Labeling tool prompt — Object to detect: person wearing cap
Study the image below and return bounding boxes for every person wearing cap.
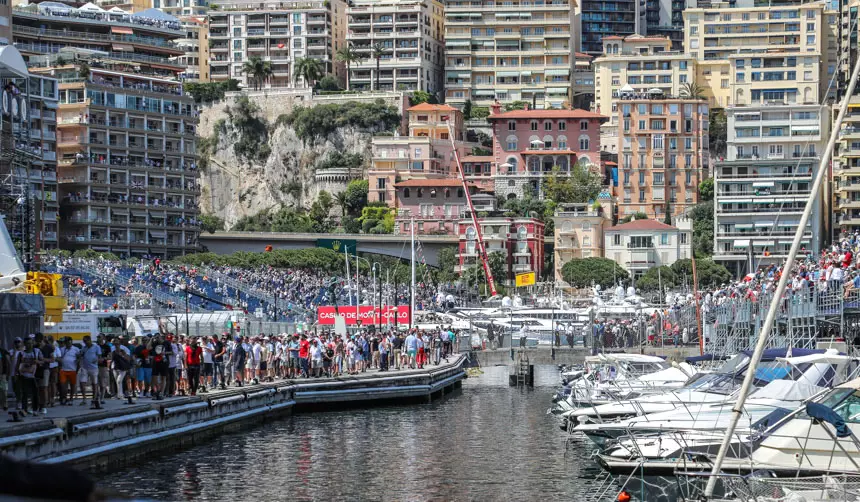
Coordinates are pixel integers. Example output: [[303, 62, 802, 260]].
[[212, 335, 226, 390], [111, 336, 132, 399], [230, 336, 246, 387]]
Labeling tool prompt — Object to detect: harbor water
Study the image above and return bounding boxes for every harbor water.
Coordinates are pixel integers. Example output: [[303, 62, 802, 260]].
[[96, 366, 613, 501]]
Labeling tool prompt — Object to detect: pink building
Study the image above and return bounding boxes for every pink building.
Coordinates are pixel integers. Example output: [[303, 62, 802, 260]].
[[487, 102, 607, 200], [394, 178, 482, 235], [368, 103, 472, 204]]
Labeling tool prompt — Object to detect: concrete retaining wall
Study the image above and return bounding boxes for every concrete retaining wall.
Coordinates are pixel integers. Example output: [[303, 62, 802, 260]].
[[0, 356, 466, 469]]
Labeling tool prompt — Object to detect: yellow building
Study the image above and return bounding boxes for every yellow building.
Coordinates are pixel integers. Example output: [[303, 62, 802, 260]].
[[177, 16, 210, 82], [592, 34, 696, 118], [683, 2, 829, 108], [552, 202, 611, 282]]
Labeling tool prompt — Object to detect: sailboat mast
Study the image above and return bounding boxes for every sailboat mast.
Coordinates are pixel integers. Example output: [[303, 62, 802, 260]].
[[703, 43, 860, 499], [411, 217, 416, 328]]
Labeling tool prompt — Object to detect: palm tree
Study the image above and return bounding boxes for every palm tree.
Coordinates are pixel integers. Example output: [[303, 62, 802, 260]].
[[257, 60, 273, 89], [336, 44, 364, 91], [334, 191, 348, 220], [241, 56, 266, 90], [679, 81, 705, 100], [293, 57, 324, 88], [370, 42, 386, 92]]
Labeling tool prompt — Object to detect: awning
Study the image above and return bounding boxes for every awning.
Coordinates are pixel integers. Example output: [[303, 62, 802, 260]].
[[733, 240, 750, 248], [495, 12, 528, 18], [548, 87, 569, 94], [752, 181, 774, 188], [112, 43, 134, 52], [520, 71, 532, 77], [753, 240, 776, 247], [149, 231, 166, 238], [792, 126, 819, 132], [754, 221, 774, 228], [446, 40, 470, 46], [719, 199, 753, 204], [473, 90, 495, 96], [482, 41, 494, 47], [111, 26, 133, 35], [734, 224, 754, 229], [496, 40, 520, 46], [43, 101, 58, 109], [446, 71, 470, 78], [545, 69, 570, 76], [497, 71, 519, 77]]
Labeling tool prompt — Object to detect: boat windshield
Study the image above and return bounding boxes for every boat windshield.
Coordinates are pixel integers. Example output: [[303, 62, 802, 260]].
[[794, 388, 860, 424], [685, 373, 739, 395], [623, 361, 671, 374]]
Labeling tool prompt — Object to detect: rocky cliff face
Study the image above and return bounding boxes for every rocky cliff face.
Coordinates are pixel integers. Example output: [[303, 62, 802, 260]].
[[197, 98, 376, 229]]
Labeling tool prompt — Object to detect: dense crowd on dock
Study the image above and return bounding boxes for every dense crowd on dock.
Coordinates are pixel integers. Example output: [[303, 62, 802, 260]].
[[0, 327, 460, 418]]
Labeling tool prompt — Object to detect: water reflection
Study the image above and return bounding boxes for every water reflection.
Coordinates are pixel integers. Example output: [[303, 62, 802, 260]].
[[99, 366, 608, 501]]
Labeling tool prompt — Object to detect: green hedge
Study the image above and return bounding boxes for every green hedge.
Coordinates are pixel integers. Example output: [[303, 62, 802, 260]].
[[173, 248, 345, 272]]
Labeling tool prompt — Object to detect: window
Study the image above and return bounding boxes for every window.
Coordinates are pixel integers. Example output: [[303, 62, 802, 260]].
[[544, 135, 553, 149], [506, 135, 517, 151], [652, 134, 664, 149], [403, 187, 410, 198], [638, 120, 646, 130], [638, 104, 647, 115], [613, 234, 621, 246], [530, 121, 538, 131], [685, 137, 693, 149], [661, 233, 669, 245], [559, 121, 566, 131], [557, 135, 567, 149], [579, 135, 589, 150], [544, 121, 552, 131], [807, 34, 815, 45], [580, 121, 588, 131], [651, 104, 663, 115], [680, 233, 688, 244], [508, 120, 516, 131]]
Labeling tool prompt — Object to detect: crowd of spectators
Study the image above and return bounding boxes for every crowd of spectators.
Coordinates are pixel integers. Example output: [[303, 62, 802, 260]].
[[0, 327, 461, 417]]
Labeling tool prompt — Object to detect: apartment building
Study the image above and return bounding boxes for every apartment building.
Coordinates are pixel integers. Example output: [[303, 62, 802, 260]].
[[577, 0, 643, 56], [592, 34, 696, 118], [604, 217, 692, 277], [456, 217, 545, 284], [176, 16, 210, 82], [552, 202, 611, 282], [615, 96, 708, 220], [646, 0, 684, 49], [443, 0, 576, 110], [393, 179, 484, 235], [487, 102, 605, 200], [209, 0, 347, 88], [346, 0, 444, 96], [712, 105, 827, 274], [0, 48, 60, 263], [834, 100, 860, 234], [683, 2, 829, 108], [369, 103, 471, 205], [14, 4, 200, 258], [154, 0, 208, 16]]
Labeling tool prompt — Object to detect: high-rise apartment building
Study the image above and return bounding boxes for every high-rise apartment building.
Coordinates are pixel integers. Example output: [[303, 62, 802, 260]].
[[346, 0, 444, 96], [615, 96, 708, 220], [443, 0, 575, 110], [0, 47, 59, 264], [683, 2, 829, 108], [14, 4, 200, 258], [592, 35, 696, 117], [578, 0, 643, 56], [209, 0, 347, 88], [645, 0, 684, 49], [834, 101, 860, 234], [176, 16, 210, 82], [713, 105, 828, 275]]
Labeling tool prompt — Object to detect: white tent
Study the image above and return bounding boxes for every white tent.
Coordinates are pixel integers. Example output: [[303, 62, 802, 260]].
[[620, 84, 634, 93], [108, 6, 128, 13], [37, 1, 72, 11], [0, 46, 29, 79], [78, 2, 105, 11]]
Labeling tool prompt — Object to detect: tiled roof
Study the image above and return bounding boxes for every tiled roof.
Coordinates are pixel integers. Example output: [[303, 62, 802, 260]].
[[407, 103, 459, 112], [461, 155, 493, 162], [394, 179, 474, 187], [488, 109, 607, 120]]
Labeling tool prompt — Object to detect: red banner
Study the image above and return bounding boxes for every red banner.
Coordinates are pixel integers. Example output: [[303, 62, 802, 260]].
[[316, 306, 411, 326]]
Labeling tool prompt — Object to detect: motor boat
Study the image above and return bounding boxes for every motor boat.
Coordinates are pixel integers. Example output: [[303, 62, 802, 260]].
[[568, 348, 833, 424], [575, 351, 851, 448], [552, 354, 695, 415], [593, 353, 859, 476]]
